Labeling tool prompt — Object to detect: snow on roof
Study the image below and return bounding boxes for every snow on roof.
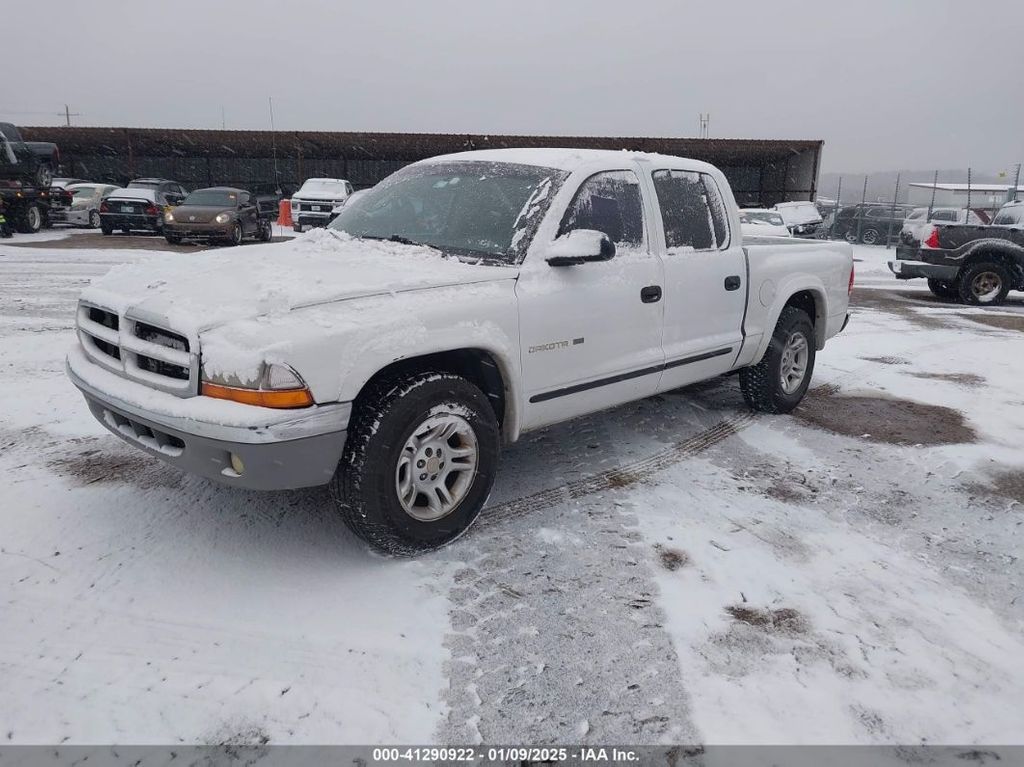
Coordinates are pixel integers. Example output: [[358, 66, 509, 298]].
[[418, 147, 719, 174], [909, 182, 1024, 193], [106, 187, 158, 201]]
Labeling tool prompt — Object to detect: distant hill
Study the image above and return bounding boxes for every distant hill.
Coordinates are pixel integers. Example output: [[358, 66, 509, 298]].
[[818, 169, 1014, 203]]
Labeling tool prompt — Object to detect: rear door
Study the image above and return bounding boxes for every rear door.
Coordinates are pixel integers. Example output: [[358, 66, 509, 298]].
[[650, 167, 747, 392], [516, 167, 665, 429]]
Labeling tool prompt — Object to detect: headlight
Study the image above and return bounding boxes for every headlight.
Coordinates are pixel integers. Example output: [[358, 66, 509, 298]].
[[201, 362, 313, 409], [164, 210, 174, 222], [215, 212, 232, 224], [290, 200, 299, 208]]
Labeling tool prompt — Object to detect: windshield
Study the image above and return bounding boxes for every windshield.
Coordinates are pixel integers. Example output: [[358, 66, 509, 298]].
[[71, 187, 96, 199], [328, 161, 568, 263], [741, 211, 785, 226], [776, 203, 822, 225], [301, 180, 348, 194], [183, 190, 238, 207], [992, 207, 1023, 226]]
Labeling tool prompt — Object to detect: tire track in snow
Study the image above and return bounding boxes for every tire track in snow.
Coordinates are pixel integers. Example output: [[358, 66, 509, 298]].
[[480, 412, 757, 526]]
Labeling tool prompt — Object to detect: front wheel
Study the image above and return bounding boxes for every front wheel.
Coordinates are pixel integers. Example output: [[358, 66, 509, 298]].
[[958, 261, 1011, 306], [257, 220, 272, 242], [861, 227, 880, 245], [88, 210, 101, 229], [165, 234, 182, 245], [226, 223, 242, 246], [34, 163, 53, 189], [739, 306, 816, 414], [331, 371, 500, 555], [927, 278, 959, 300]]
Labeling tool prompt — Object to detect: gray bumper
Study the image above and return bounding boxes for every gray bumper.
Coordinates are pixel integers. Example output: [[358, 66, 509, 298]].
[[69, 364, 349, 490], [888, 259, 959, 281]]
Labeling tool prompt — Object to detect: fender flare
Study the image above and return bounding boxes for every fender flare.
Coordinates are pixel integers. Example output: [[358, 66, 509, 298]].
[[751, 280, 828, 365]]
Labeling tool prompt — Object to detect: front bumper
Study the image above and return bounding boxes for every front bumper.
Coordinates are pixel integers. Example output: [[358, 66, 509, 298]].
[[164, 221, 233, 239], [67, 347, 349, 490], [295, 212, 332, 227], [888, 258, 959, 281]]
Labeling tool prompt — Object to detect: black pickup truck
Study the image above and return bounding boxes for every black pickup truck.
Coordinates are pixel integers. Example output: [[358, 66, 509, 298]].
[[0, 123, 59, 189], [889, 201, 1024, 305]]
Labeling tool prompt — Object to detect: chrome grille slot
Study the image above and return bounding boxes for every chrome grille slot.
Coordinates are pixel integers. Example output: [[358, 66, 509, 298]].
[[134, 321, 189, 353], [76, 301, 199, 396]]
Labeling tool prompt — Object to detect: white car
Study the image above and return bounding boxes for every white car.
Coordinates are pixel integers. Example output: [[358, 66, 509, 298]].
[[739, 208, 791, 238], [52, 183, 122, 228], [67, 148, 853, 554], [290, 178, 353, 232], [774, 200, 824, 237]]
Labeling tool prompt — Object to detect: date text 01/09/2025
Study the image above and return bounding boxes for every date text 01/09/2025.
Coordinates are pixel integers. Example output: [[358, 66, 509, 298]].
[[371, 746, 640, 762]]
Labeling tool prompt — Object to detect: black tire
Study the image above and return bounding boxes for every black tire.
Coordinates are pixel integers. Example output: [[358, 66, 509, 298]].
[[121, 228, 131, 234], [957, 261, 1011, 306], [34, 163, 53, 189], [226, 223, 242, 246], [331, 371, 500, 555], [88, 210, 101, 229], [739, 306, 816, 414], [258, 220, 272, 242], [926, 278, 959, 300], [292, 223, 303, 234], [861, 227, 880, 245], [14, 203, 43, 233], [100, 222, 113, 235], [165, 234, 182, 245]]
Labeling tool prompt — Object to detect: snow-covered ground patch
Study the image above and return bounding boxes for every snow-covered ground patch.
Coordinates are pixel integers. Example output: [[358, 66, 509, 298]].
[[0, 237, 1021, 745]]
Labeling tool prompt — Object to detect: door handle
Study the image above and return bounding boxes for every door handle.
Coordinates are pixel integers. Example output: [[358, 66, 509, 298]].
[[641, 285, 662, 303], [724, 275, 742, 291]]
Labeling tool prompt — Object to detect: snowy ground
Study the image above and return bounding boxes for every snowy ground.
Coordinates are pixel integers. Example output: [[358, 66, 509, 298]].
[[1, 237, 1022, 746]]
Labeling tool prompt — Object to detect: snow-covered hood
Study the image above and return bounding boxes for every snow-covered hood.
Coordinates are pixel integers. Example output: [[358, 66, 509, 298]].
[[80, 229, 518, 337], [292, 190, 349, 202]]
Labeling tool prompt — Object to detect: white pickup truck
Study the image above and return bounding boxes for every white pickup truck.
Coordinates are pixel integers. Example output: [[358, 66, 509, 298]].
[[67, 149, 853, 554]]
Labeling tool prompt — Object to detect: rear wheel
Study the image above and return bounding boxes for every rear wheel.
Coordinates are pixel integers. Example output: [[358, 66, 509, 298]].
[[88, 210, 101, 229], [958, 261, 1011, 306], [100, 221, 113, 235], [257, 220, 272, 242], [331, 371, 500, 555], [926, 278, 959, 300], [739, 306, 816, 414]]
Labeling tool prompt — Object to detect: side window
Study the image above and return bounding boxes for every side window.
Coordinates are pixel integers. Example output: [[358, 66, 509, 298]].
[[559, 170, 645, 251], [238, 192, 251, 206], [651, 169, 730, 251], [932, 210, 955, 221]]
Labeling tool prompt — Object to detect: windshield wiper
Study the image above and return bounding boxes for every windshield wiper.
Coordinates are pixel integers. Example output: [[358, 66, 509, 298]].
[[360, 234, 442, 252]]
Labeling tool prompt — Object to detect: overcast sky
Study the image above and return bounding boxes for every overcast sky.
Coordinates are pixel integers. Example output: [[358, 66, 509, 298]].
[[4, 0, 1022, 174]]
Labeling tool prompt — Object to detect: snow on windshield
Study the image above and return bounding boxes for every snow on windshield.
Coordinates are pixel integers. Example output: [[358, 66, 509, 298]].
[[328, 161, 568, 263], [301, 179, 349, 194]]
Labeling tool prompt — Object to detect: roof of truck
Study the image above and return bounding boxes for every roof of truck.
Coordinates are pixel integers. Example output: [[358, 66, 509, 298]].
[[419, 147, 718, 173]]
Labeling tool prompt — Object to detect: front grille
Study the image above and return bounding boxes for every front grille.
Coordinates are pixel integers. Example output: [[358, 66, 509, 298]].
[[77, 302, 199, 396]]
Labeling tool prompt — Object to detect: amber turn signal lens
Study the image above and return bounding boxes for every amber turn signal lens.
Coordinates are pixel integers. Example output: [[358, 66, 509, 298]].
[[201, 382, 314, 409]]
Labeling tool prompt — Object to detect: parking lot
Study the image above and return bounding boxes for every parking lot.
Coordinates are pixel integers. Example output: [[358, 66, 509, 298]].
[[1, 229, 1023, 745]]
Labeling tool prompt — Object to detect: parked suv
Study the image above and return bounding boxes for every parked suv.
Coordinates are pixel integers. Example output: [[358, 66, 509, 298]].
[[832, 203, 916, 245], [773, 201, 823, 238], [290, 178, 353, 232], [127, 178, 188, 204]]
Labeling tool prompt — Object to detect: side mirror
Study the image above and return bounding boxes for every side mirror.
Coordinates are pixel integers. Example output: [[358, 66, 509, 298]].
[[546, 229, 615, 267]]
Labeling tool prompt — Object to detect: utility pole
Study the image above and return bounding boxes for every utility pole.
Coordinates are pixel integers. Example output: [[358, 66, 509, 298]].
[[63, 104, 81, 126], [269, 96, 280, 194], [697, 113, 710, 139], [221, 106, 226, 130]]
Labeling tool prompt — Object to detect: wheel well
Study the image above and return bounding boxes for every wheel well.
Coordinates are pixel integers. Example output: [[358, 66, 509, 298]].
[[962, 250, 1023, 286], [355, 349, 509, 429], [783, 290, 824, 346]]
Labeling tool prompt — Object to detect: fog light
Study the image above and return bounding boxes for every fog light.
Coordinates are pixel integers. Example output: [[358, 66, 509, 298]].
[[229, 452, 245, 475]]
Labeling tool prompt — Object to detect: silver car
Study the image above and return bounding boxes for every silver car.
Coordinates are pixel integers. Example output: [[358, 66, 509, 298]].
[[59, 183, 122, 228]]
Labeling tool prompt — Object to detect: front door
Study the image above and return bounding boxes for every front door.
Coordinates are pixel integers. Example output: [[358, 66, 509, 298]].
[[648, 168, 747, 392], [517, 169, 665, 430]]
